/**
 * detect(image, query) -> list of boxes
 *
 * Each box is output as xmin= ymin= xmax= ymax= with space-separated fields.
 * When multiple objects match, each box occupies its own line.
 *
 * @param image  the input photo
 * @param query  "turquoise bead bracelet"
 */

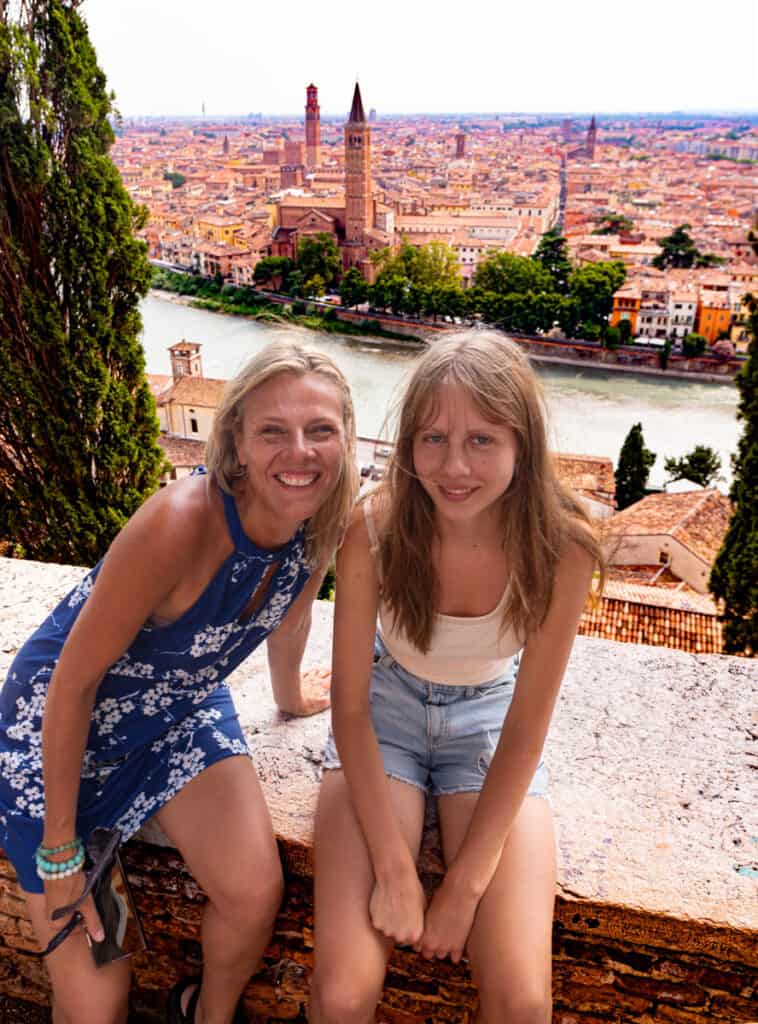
xmin=37 ymin=838 xmax=82 ymax=857
xmin=35 ymin=839 xmax=85 ymax=880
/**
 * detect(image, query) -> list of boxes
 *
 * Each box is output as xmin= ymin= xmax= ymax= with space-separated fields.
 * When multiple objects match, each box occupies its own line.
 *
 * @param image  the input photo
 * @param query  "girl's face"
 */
xmin=234 ymin=371 xmax=346 ymax=540
xmin=412 ymin=379 xmax=519 ymax=527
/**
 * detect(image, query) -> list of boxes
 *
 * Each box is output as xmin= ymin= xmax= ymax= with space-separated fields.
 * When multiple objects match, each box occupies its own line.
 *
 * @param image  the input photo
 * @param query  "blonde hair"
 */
xmin=206 ymin=338 xmax=359 ymax=569
xmin=376 ymin=330 xmax=604 ymax=652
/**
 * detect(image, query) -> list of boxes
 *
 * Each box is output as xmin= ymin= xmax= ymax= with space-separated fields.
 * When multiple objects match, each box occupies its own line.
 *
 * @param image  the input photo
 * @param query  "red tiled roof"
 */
xmin=606 ymin=490 xmax=731 ymax=565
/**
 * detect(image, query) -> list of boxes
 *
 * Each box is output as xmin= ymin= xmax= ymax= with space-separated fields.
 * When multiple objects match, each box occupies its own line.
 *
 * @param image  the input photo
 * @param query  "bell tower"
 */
xmin=305 ymin=83 xmax=321 ymax=168
xmin=344 ymin=83 xmax=372 ymax=244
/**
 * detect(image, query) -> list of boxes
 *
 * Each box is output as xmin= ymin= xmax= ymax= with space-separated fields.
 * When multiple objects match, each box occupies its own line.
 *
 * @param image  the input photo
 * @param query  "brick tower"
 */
xmin=586 ymin=115 xmax=597 ymax=160
xmin=305 ymin=84 xmax=320 ymax=168
xmin=344 ymin=82 xmax=372 ymax=244
xmin=455 ymin=132 xmax=466 ymax=158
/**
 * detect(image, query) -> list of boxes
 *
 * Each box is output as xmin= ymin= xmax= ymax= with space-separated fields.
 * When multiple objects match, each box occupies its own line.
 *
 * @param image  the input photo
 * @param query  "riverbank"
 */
xmin=149 ymin=271 xmax=741 ymax=385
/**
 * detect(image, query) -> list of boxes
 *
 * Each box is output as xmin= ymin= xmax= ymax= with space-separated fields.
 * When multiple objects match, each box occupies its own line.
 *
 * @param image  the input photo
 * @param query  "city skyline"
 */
xmin=82 ymin=0 xmax=757 ymax=118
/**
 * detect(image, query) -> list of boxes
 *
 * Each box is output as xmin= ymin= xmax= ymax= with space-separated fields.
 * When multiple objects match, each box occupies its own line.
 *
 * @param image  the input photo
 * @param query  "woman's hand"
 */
xmin=369 ymin=866 xmax=426 ymax=946
xmin=416 ymin=877 xmax=479 ymax=963
xmin=44 ymin=871 xmax=104 ymax=945
xmin=279 ymin=667 xmax=330 ymax=716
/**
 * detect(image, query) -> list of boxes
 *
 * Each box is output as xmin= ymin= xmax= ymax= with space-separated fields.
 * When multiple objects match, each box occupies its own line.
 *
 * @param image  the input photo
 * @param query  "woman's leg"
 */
xmin=154 ymin=755 xmax=284 ymax=1024
xmin=309 ymin=770 xmax=426 ymax=1024
xmin=437 ymin=794 xmax=556 ymax=1024
xmin=24 ymin=891 xmax=131 ymax=1024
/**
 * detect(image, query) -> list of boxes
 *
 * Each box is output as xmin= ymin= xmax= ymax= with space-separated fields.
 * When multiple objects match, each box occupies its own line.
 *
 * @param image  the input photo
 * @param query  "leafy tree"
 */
xmin=303 ymin=273 xmax=326 ymax=298
xmin=568 ymin=261 xmax=626 ymax=329
xmin=339 ymin=267 xmax=368 ymax=308
xmin=709 ymin=225 xmax=758 ymax=655
xmin=664 ymin=446 xmax=723 ymax=488
xmin=532 ymin=228 xmax=572 ymax=293
xmin=593 ymin=213 xmax=634 ymax=235
xmin=163 ymin=171 xmax=186 ymax=188
xmin=253 ymin=255 xmax=293 ymax=291
xmin=652 ymin=224 xmax=723 ymax=270
xmin=682 ymin=332 xmax=707 ymax=357
xmin=615 ymin=424 xmax=656 ymax=510
xmin=474 ymin=251 xmax=554 ymax=296
xmin=0 ymin=0 xmax=164 ymax=564
xmin=372 ymin=240 xmax=460 ymax=291
xmin=659 ymin=338 xmax=673 ymax=370
xmin=604 ymin=325 xmax=621 ymax=350
xmin=296 ymin=232 xmax=341 ymax=288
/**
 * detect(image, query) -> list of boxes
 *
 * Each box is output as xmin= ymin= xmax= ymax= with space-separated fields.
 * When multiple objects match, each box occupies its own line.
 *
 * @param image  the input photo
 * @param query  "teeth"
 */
xmin=277 ymin=473 xmax=317 ymax=487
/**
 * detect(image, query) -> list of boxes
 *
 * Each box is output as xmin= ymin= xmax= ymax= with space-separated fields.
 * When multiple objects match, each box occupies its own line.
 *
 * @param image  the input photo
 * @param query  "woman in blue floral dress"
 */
xmin=0 ymin=339 xmax=358 ymax=1024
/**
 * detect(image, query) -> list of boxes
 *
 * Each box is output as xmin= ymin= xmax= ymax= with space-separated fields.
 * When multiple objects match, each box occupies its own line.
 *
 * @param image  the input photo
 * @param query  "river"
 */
xmin=140 ymin=293 xmax=741 ymax=488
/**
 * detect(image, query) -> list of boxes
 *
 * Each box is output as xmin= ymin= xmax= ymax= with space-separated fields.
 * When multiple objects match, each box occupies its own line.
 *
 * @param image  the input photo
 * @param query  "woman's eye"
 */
xmin=261 ymin=426 xmax=286 ymax=438
xmin=309 ymin=424 xmax=337 ymax=438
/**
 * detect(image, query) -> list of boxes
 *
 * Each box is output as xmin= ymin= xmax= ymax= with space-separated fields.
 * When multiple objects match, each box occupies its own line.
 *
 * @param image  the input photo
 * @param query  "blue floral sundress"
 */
xmin=0 ymin=488 xmax=311 ymax=892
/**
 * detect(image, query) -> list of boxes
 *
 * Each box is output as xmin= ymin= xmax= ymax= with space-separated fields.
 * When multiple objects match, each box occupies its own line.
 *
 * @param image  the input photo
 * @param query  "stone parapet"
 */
xmin=0 ymin=558 xmax=756 ymax=1022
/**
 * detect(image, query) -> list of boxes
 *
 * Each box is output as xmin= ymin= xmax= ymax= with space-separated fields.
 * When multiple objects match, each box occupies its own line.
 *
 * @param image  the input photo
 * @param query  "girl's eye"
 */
xmin=260 ymin=425 xmax=286 ymax=438
xmin=309 ymin=424 xmax=337 ymax=438
xmin=422 ymin=433 xmax=445 ymax=445
xmin=471 ymin=434 xmax=493 ymax=446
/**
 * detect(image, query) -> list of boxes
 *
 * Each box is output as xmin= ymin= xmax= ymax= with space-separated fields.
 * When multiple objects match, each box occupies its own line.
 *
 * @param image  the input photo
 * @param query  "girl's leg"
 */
xmin=24 ymin=891 xmax=131 ymax=1024
xmin=437 ymin=794 xmax=556 ymax=1024
xmin=309 ymin=770 xmax=426 ymax=1024
xmin=154 ymin=755 xmax=284 ymax=1024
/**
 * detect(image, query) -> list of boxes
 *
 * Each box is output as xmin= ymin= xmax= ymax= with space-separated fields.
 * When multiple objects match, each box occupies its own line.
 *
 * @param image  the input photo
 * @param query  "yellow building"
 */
xmin=696 ymin=291 xmax=732 ymax=344
xmin=195 ymin=215 xmax=244 ymax=246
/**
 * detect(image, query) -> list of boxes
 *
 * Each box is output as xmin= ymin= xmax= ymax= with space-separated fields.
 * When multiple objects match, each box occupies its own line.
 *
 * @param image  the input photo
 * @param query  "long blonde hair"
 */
xmin=377 ymin=331 xmax=604 ymax=652
xmin=206 ymin=338 xmax=359 ymax=568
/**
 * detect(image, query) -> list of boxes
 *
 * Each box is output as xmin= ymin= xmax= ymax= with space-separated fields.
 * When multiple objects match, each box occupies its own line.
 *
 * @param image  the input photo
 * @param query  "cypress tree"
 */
xmin=615 ymin=423 xmax=656 ymax=510
xmin=0 ymin=1 xmax=164 ymax=565
xmin=709 ymin=228 xmax=758 ymax=656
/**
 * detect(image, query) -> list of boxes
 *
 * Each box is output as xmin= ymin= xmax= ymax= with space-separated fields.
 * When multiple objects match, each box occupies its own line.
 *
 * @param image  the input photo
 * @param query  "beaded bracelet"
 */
xmin=37 ymin=838 xmax=82 ymax=858
xmin=35 ymin=840 xmax=85 ymax=881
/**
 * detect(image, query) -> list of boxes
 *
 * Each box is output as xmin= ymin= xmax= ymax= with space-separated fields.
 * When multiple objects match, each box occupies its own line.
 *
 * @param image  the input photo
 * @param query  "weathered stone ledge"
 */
xmin=0 ymin=558 xmax=756 ymax=1022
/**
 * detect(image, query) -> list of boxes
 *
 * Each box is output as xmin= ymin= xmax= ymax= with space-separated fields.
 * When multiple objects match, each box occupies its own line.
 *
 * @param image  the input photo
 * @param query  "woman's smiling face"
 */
xmin=234 ymin=370 xmax=346 ymax=539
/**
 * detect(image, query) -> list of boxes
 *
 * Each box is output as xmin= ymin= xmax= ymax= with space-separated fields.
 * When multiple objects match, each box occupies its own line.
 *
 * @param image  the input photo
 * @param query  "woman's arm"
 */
xmin=330 ymin=508 xmax=426 ymax=945
xmin=266 ymin=569 xmax=330 ymax=716
xmin=419 ymin=541 xmax=595 ymax=960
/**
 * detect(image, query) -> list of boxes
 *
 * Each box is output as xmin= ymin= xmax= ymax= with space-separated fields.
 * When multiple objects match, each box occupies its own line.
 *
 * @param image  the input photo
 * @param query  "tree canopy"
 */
xmin=532 ymin=229 xmax=572 ymax=293
xmin=296 ymin=232 xmax=341 ymax=289
xmin=0 ymin=0 xmax=164 ymax=564
xmin=664 ymin=446 xmax=723 ymax=488
xmin=615 ymin=424 xmax=656 ymax=510
xmin=709 ymin=224 xmax=758 ymax=656
xmin=652 ymin=224 xmax=723 ymax=270
xmin=474 ymin=250 xmax=554 ymax=296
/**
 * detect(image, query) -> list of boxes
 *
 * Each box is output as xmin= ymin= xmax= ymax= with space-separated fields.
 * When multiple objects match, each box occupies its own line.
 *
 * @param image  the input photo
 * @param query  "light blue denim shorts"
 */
xmin=323 ymin=637 xmax=548 ymax=798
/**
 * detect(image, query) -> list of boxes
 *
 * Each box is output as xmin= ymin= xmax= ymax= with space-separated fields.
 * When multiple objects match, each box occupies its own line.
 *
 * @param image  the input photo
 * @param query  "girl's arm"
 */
xmin=419 ymin=541 xmax=594 ymax=960
xmin=266 ymin=569 xmax=330 ymax=716
xmin=330 ymin=507 xmax=426 ymax=945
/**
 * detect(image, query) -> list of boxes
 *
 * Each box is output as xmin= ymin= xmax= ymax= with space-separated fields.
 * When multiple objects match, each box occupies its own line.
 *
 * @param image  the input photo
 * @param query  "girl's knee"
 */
xmin=479 ymin=984 xmax=552 ymax=1024
xmin=208 ymin=857 xmax=284 ymax=929
xmin=311 ymin=964 xmax=381 ymax=1024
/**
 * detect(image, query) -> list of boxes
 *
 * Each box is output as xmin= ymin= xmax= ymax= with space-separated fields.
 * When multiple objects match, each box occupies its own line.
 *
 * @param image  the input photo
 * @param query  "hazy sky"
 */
xmin=82 ymin=0 xmax=757 ymax=118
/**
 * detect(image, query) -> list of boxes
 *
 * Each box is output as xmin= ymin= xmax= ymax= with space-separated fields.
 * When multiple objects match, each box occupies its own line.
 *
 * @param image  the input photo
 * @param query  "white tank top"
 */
xmin=364 ymin=499 xmax=522 ymax=686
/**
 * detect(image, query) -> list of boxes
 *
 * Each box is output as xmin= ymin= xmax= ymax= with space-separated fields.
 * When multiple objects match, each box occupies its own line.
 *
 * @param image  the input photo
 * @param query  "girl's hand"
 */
xmin=369 ymin=867 xmax=426 ymax=946
xmin=417 ymin=878 xmax=479 ymax=963
xmin=280 ymin=668 xmax=331 ymax=716
xmin=45 ymin=871 xmax=104 ymax=944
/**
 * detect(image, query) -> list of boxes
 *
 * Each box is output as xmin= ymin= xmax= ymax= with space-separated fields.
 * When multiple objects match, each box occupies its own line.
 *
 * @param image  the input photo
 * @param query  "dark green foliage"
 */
xmin=339 ymin=267 xmax=368 ymax=308
xmin=593 ymin=213 xmax=634 ymax=235
xmin=163 ymin=171 xmax=186 ymax=188
xmin=604 ymin=325 xmax=621 ymax=350
xmin=709 ymin=226 xmax=758 ymax=655
xmin=652 ymin=224 xmax=723 ymax=270
xmin=568 ymin=261 xmax=626 ymax=329
xmin=474 ymin=251 xmax=554 ymax=296
xmin=296 ymin=233 xmax=341 ymax=289
xmin=618 ymin=319 xmax=633 ymax=344
xmin=532 ymin=228 xmax=572 ymax=293
xmin=682 ymin=332 xmax=707 ymax=357
xmin=664 ymin=446 xmax=722 ymax=488
xmin=253 ymin=256 xmax=293 ymax=290
xmin=615 ymin=424 xmax=656 ymax=510
xmin=659 ymin=338 xmax=672 ymax=370
xmin=0 ymin=1 xmax=164 ymax=565
xmin=317 ymin=563 xmax=336 ymax=601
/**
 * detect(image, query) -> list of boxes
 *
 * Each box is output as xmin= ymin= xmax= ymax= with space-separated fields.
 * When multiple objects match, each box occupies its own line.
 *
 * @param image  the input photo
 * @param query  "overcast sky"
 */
xmin=81 ymin=0 xmax=757 ymax=118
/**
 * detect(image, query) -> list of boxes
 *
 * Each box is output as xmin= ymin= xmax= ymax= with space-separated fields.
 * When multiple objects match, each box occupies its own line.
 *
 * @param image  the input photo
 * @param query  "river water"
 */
xmin=140 ymin=294 xmax=741 ymax=488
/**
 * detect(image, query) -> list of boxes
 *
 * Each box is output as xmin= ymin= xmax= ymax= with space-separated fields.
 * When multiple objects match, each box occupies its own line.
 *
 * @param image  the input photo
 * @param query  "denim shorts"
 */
xmin=323 ymin=638 xmax=548 ymax=798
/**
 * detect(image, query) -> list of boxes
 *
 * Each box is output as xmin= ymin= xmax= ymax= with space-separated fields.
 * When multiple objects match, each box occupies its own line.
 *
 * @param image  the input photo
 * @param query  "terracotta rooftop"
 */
xmin=156 ymin=375 xmax=227 ymax=408
xmin=554 ymin=453 xmax=616 ymax=505
xmin=606 ymin=489 xmax=731 ymax=566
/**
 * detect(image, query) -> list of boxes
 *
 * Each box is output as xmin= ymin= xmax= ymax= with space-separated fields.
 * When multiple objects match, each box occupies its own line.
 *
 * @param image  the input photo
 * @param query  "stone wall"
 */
xmin=0 ymin=558 xmax=756 ymax=1022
